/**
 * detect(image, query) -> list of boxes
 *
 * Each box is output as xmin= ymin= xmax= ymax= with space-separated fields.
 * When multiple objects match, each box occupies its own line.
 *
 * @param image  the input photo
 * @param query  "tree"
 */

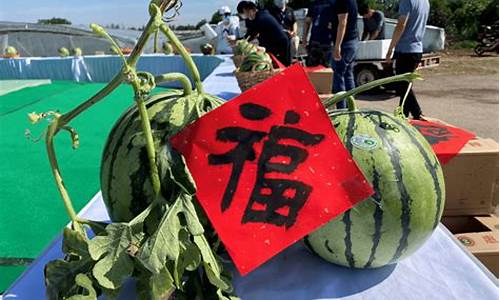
xmin=37 ymin=17 xmax=71 ymax=25
xmin=196 ymin=19 xmax=208 ymax=29
xmin=209 ymin=11 xmax=223 ymax=24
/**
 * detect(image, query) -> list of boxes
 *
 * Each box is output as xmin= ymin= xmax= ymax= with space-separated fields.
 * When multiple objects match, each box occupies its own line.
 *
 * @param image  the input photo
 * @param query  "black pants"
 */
xmin=306 ymin=41 xmax=332 ymax=67
xmin=394 ymin=52 xmax=422 ymax=118
xmin=268 ymin=39 xmax=291 ymax=67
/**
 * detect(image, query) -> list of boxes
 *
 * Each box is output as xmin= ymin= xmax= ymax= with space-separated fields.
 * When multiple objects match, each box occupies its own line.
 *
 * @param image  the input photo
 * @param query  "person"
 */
xmin=330 ymin=0 xmax=359 ymax=109
xmin=269 ymin=0 xmax=300 ymax=59
xmin=237 ymin=0 xmax=291 ymax=66
xmin=215 ymin=6 xmax=240 ymax=54
xmin=385 ymin=0 xmax=429 ymax=120
xmin=359 ymin=3 xmax=385 ymax=40
xmin=302 ymin=0 xmax=334 ymax=67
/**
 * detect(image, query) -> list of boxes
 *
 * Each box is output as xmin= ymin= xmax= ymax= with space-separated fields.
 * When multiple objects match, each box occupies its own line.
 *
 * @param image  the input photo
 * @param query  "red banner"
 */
xmin=171 ymin=64 xmax=374 ymax=275
xmin=410 ymin=120 xmax=476 ymax=165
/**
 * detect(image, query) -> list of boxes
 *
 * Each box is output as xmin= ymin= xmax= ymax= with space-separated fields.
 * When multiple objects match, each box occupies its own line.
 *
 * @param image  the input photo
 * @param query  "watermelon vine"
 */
xmin=26 ymin=0 xmax=426 ymax=298
xmin=28 ymin=1 xmax=237 ymax=299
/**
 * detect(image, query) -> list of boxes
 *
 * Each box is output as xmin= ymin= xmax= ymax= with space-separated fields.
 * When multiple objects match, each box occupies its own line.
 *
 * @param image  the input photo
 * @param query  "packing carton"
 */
xmin=307 ymin=68 xmax=333 ymax=95
xmin=442 ymin=138 xmax=499 ymax=216
xmin=442 ymin=215 xmax=499 ymax=277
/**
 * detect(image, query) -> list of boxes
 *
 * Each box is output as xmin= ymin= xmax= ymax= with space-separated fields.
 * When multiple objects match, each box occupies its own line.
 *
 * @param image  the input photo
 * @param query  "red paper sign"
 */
xmin=170 ymin=64 xmax=374 ymax=275
xmin=411 ymin=120 xmax=476 ymax=165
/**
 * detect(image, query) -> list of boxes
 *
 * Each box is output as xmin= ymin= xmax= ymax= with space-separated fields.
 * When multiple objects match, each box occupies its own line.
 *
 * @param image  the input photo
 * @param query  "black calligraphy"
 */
xmin=413 ymin=123 xmax=453 ymax=145
xmin=208 ymin=103 xmax=325 ymax=228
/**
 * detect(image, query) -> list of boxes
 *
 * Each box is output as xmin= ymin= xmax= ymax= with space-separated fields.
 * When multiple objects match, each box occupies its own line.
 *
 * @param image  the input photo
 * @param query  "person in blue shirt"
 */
xmin=385 ymin=0 xmax=429 ymax=120
xmin=330 ymin=0 xmax=359 ymax=109
xmin=238 ymin=1 xmax=291 ymax=66
xmin=302 ymin=0 xmax=334 ymax=67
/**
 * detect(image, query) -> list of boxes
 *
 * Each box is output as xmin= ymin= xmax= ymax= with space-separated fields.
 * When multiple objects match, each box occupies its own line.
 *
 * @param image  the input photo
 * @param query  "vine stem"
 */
xmin=160 ymin=24 xmax=204 ymax=93
xmin=45 ymin=115 xmax=84 ymax=233
xmin=135 ymin=95 xmax=162 ymax=196
xmin=155 ymin=73 xmax=193 ymax=95
xmin=322 ymin=72 xmax=422 ymax=109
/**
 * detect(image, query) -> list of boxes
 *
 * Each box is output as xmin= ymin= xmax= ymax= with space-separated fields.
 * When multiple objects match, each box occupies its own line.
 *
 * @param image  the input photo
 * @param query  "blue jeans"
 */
xmin=332 ymin=39 xmax=358 ymax=109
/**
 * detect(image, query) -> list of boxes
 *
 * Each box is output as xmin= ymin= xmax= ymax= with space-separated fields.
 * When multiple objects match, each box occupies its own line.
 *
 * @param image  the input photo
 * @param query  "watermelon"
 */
xmin=5 ymin=46 xmax=17 ymax=55
xmin=58 ymin=47 xmax=70 ymax=57
xmin=305 ymin=108 xmax=445 ymax=268
xmin=100 ymin=90 xmax=224 ymax=222
xmin=73 ymin=48 xmax=82 ymax=57
xmin=239 ymin=52 xmax=272 ymax=72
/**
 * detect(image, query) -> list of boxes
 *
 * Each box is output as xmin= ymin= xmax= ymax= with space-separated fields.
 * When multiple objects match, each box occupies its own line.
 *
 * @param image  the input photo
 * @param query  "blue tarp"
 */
xmin=0 ymin=54 xmax=223 ymax=89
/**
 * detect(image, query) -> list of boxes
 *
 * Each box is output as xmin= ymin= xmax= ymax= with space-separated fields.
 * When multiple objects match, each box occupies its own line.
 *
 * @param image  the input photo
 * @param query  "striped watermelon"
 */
xmin=305 ymin=108 xmax=445 ymax=268
xmin=100 ymin=90 xmax=224 ymax=222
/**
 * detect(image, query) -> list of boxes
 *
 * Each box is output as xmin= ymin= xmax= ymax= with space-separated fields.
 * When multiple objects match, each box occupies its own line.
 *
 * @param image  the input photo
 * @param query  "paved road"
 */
xmin=356 ymin=71 xmax=499 ymax=141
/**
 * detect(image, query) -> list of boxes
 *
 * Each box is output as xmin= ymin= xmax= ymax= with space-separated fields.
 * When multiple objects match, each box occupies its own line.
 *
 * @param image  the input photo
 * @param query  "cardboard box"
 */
xmin=442 ymin=138 xmax=499 ymax=216
xmin=307 ymin=68 xmax=333 ymax=95
xmin=442 ymin=215 xmax=499 ymax=277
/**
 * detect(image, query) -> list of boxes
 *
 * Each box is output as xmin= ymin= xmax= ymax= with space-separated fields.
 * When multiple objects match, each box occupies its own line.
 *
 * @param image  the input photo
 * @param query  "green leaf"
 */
xmin=44 ymin=258 xmax=93 ymax=300
xmin=173 ymin=229 xmax=201 ymax=286
xmin=62 ymin=228 xmax=89 ymax=257
xmin=168 ymin=147 xmax=197 ymax=196
xmin=137 ymin=197 xmax=184 ymax=274
xmin=84 ymin=220 xmax=109 ymax=236
xmin=217 ymin=289 xmax=242 ymax=300
xmin=66 ymin=274 xmax=97 ymax=300
xmin=193 ymin=235 xmax=231 ymax=292
xmin=181 ymin=194 xmax=204 ymax=236
xmin=137 ymin=267 xmax=175 ymax=300
xmin=167 ymin=95 xmax=196 ymax=131
xmin=87 ymin=223 xmax=135 ymax=290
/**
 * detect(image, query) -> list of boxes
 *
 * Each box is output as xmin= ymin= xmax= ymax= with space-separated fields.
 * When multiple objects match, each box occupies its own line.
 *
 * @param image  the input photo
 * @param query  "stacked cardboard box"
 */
xmin=442 ymin=215 xmax=499 ymax=277
xmin=430 ymin=119 xmax=499 ymax=276
xmin=442 ymin=137 xmax=499 ymax=216
xmin=306 ymin=68 xmax=333 ymax=95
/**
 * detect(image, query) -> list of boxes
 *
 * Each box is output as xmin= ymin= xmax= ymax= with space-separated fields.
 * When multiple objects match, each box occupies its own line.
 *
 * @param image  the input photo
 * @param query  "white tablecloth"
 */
xmin=3 ymin=57 xmax=498 ymax=299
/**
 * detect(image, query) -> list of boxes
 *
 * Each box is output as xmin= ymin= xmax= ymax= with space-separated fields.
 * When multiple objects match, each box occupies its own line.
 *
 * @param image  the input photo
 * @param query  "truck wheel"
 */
xmin=474 ymin=46 xmax=485 ymax=56
xmin=355 ymin=65 xmax=379 ymax=87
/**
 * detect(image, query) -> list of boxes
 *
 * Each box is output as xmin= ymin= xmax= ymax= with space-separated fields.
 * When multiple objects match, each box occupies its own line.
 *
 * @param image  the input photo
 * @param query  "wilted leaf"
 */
xmin=44 ymin=258 xmax=93 ymax=300
xmin=87 ymin=223 xmax=134 ymax=290
xmin=137 ymin=197 xmax=183 ymax=274
xmin=66 ymin=274 xmax=97 ymax=300
xmin=193 ymin=235 xmax=231 ymax=292
xmin=62 ymin=228 xmax=89 ymax=257
xmin=137 ymin=267 xmax=175 ymax=300
xmin=180 ymin=194 xmax=204 ymax=235
xmin=173 ymin=229 xmax=201 ymax=286
xmin=168 ymin=148 xmax=196 ymax=196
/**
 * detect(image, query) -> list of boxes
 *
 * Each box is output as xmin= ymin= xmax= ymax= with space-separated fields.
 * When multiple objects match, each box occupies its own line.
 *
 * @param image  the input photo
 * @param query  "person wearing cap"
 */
xmin=215 ymin=6 xmax=241 ymax=54
xmin=269 ymin=0 xmax=300 ymax=60
xmin=237 ymin=0 xmax=291 ymax=66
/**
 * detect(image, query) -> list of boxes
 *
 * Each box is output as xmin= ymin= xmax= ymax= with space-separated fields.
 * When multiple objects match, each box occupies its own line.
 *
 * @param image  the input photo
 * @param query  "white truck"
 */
xmin=353 ymin=19 xmax=444 ymax=87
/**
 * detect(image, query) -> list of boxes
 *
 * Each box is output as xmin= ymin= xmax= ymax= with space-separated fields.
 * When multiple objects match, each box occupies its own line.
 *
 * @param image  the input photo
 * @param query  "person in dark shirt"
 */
xmin=302 ymin=0 xmax=334 ymax=67
xmin=238 ymin=1 xmax=291 ymax=66
xmin=359 ymin=3 xmax=385 ymax=40
xmin=331 ymin=0 xmax=359 ymax=109
xmin=269 ymin=0 xmax=300 ymax=59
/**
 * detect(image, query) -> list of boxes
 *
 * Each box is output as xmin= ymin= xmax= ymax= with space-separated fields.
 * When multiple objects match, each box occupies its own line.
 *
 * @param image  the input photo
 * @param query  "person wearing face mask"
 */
xmin=215 ymin=6 xmax=241 ymax=55
xmin=269 ymin=0 xmax=299 ymax=60
xmin=237 ymin=0 xmax=291 ymax=66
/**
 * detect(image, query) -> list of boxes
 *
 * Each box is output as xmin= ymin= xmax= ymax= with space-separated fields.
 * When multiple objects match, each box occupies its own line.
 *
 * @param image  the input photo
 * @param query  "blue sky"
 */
xmin=0 ymin=0 xmax=240 ymax=26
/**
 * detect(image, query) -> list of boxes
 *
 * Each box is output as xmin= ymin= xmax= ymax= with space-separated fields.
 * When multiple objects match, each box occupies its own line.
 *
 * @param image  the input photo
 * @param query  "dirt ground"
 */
xmin=355 ymin=49 xmax=499 ymax=141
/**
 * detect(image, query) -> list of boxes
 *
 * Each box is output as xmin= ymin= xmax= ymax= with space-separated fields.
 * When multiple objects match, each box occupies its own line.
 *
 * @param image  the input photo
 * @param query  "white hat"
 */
xmin=218 ymin=6 xmax=231 ymax=15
